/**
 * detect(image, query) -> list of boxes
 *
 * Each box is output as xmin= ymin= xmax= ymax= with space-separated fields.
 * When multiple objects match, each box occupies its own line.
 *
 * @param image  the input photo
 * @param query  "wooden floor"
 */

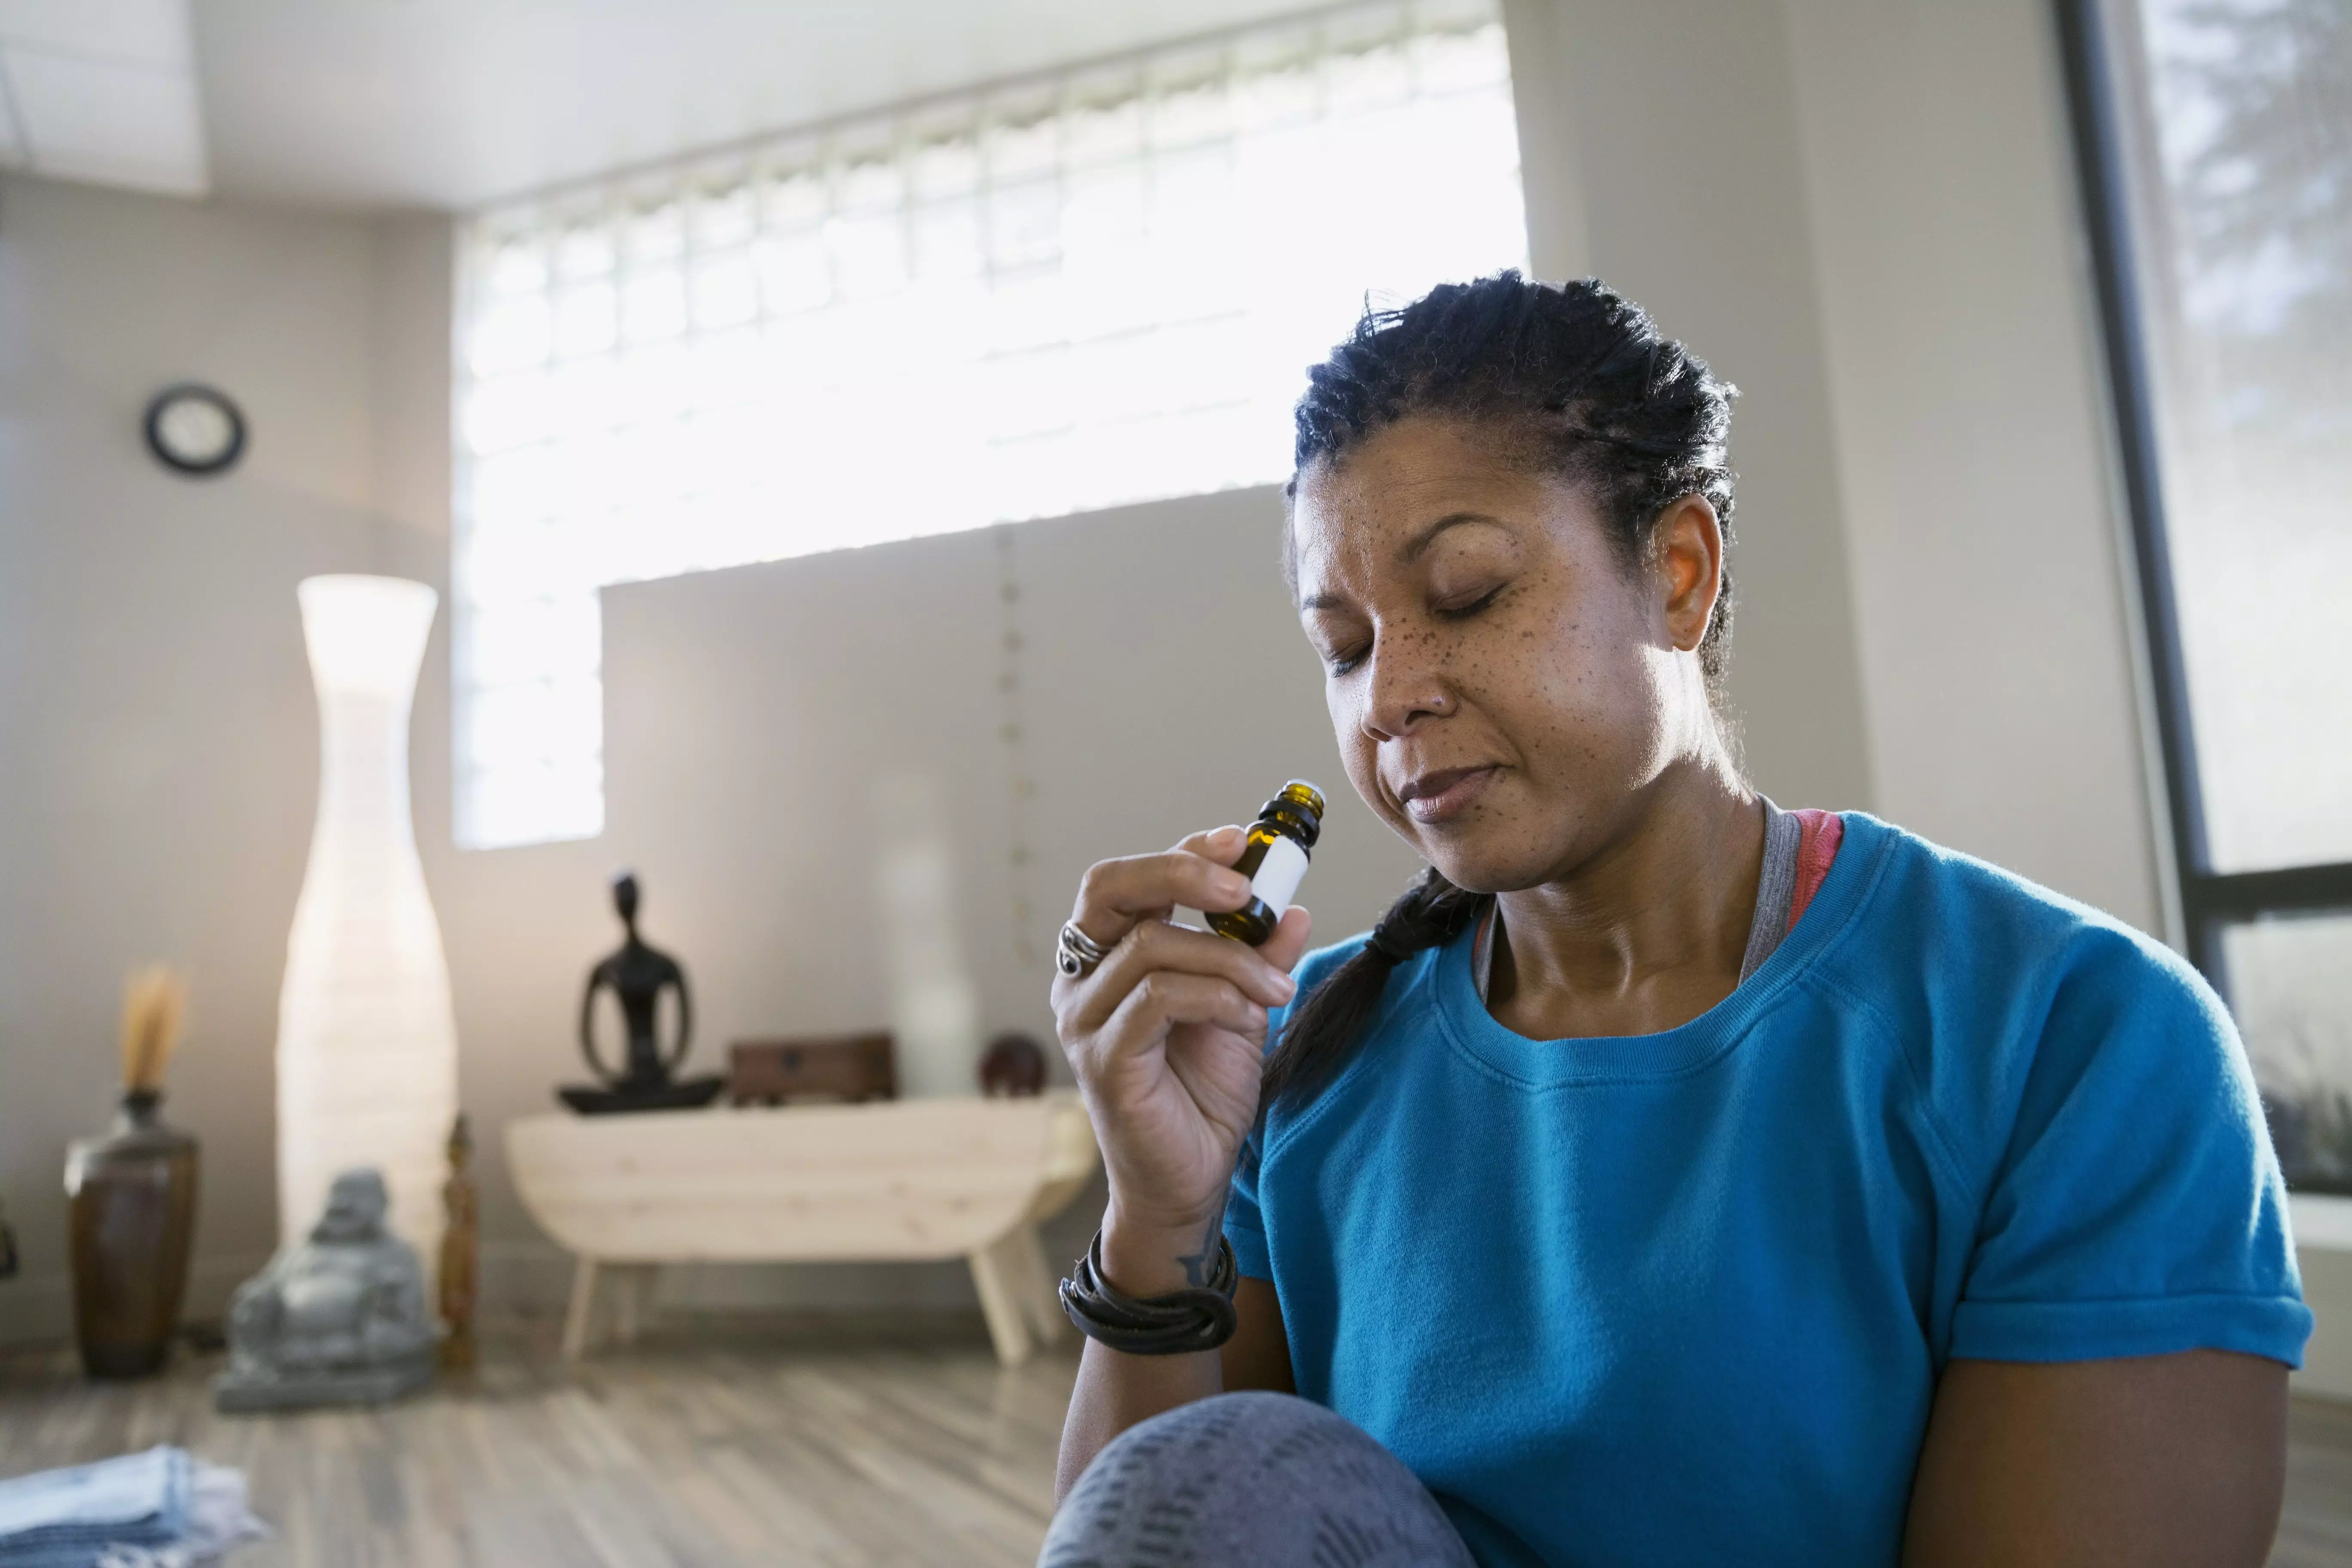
xmin=0 ymin=1314 xmax=1075 ymax=1568
xmin=4 ymin=1317 xmax=2352 ymax=1566
xmin=2281 ymin=1397 xmax=2352 ymax=1568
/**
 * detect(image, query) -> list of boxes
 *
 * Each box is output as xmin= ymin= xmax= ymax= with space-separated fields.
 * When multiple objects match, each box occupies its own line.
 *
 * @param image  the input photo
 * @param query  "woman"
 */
xmin=1041 ymin=274 xmax=2308 ymax=1567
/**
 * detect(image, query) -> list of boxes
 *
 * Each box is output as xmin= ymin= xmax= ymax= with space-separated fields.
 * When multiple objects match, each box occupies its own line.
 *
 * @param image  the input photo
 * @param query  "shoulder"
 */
xmin=1276 ymin=929 xmax=1452 ymax=1033
xmin=1288 ymin=931 xmax=1378 ymax=998
xmin=1825 ymin=815 xmax=2247 ymax=1187
xmin=1829 ymin=812 xmax=2215 ymax=1023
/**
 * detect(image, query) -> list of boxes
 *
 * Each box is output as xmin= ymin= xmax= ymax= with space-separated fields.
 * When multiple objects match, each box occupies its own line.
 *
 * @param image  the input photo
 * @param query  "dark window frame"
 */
xmin=2055 ymin=0 xmax=2352 ymax=999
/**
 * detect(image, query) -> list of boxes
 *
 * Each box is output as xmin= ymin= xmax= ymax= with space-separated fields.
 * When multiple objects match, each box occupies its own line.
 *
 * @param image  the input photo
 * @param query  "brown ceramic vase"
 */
xmin=64 ymin=1090 xmax=199 ymax=1379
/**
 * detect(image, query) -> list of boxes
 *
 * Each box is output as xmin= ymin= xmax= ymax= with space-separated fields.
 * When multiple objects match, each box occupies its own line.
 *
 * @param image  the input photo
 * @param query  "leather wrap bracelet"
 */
xmin=1058 ymin=1229 xmax=1239 ymax=1355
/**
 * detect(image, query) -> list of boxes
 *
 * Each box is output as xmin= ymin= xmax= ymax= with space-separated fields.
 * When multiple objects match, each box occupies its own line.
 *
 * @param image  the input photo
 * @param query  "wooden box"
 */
xmin=727 ymin=1033 xmax=896 ymax=1106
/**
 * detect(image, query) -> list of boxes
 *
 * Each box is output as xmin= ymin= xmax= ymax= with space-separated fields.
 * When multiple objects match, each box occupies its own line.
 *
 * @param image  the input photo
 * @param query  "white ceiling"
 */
xmin=190 ymin=0 xmax=1322 ymax=213
xmin=0 ymin=0 xmax=208 ymax=196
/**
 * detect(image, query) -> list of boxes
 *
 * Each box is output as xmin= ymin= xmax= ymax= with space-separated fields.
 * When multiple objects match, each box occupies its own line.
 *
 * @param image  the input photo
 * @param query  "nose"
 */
xmin=1360 ymin=630 xmax=1453 ymax=741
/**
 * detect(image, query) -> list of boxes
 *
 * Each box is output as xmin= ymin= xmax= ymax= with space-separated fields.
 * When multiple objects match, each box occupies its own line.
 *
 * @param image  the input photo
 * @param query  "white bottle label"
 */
xmin=1250 ymin=835 xmax=1311 ymax=916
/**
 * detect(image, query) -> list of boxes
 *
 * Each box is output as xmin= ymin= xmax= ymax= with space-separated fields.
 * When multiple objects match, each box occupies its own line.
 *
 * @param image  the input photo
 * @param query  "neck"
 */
xmin=1486 ymin=745 xmax=1762 ymax=1040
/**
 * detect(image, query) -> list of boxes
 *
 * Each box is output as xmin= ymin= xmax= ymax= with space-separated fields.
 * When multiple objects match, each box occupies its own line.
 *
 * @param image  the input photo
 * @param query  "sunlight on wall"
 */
xmin=453 ymin=0 xmax=1528 ymax=849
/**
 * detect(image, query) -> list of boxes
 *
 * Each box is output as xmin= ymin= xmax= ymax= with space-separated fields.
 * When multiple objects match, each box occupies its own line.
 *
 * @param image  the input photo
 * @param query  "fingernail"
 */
xmin=1273 ymin=974 xmax=1297 ymax=1001
xmin=1219 ymin=873 xmax=1251 ymax=900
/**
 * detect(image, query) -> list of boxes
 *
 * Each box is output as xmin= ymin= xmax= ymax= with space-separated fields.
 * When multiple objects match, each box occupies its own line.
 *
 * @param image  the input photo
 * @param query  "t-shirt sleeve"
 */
xmin=1226 ymin=1124 xmax=1273 ymax=1281
xmin=1948 ymin=931 xmax=2312 ymax=1366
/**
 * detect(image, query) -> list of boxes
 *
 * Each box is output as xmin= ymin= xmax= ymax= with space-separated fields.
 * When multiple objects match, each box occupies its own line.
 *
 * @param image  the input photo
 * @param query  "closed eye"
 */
xmin=1435 ymin=584 xmax=1505 ymax=620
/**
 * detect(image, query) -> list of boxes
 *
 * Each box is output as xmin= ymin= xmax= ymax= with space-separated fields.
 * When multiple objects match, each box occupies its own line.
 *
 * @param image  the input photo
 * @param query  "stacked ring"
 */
xmin=1057 ymin=920 xmax=1112 ymax=978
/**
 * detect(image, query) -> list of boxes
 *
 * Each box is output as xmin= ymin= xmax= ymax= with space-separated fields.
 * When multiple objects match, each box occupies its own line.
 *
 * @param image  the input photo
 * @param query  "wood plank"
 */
xmin=0 ymin=1314 xmax=1072 ymax=1566
xmin=11 ymin=1327 xmax=2341 ymax=1565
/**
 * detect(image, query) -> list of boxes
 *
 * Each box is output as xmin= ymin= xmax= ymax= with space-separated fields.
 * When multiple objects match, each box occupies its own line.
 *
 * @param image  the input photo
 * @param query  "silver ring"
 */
xmin=1057 ymin=920 xmax=1112 ymax=979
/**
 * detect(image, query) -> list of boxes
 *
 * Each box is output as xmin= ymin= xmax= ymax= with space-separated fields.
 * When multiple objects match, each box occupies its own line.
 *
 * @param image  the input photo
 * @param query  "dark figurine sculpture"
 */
xmin=558 ymin=871 xmax=723 ymax=1115
xmin=979 ymin=1032 xmax=1049 ymax=1098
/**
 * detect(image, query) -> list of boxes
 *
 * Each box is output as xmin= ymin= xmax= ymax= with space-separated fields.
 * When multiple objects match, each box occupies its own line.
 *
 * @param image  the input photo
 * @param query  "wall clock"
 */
xmin=143 ymin=383 xmax=247 ymax=476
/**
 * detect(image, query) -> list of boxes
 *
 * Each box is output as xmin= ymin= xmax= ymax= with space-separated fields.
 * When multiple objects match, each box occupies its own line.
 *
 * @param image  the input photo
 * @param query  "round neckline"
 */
xmin=1427 ymin=812 xmax=1890 ymax=1089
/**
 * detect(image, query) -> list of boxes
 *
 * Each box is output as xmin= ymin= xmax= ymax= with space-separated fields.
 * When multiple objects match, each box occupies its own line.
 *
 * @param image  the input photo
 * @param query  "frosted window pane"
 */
xmin=625 ymin=204 xmax=685 ymax=262
xmin=990 ymin=178 xmax=1063 ymax=271
xmin=840 ymin=153 xmax=903 ymax=211
xmin=764 ymin=170 xmax=827 ymax=226
xmin=452 ymin=0 xmax=1528 ymax=849
xmin=695 ymin=187 xmax=756 ymax=250
xmin=1151 ymin=77 xmax=1231 ymax=148
xmin=829 ymin=212 xmax=908 ymax=297
xmin=690 ymin=252 xmax=760 ymax=330
xmin=463 ymin=371 xmax=551 ymax=456
xmin=555 ymin=224 xmax=614 ymax=280
xmin=913 ymin=201 xmax=985 ymax=282
xmin=468 ymin=296 xmax=550 ymax=377
xmin=1067 ymin=94 xmax=1144 ymax=165
xmin=911 ymin=135 xmax=981 ymax=200
xmin=487 ymin=239 xmax=546 ymax=294
xmin=552 ymin=284 xmax=617 ymax=359
xmin=1329 ymin=43 xmax=1415 ymax=114
xmin=756 ymin=232 xmax=832 ymax=313
xmin=2228 ymin=913 xmax=2352 ymax=1193
xmin=2109 ymin=0 xmax=2352 ymax=871
xmin=989 ymin=112 xmax=1060 ymax=181
xmin=621 ymin=270 xmax=687 ymax=343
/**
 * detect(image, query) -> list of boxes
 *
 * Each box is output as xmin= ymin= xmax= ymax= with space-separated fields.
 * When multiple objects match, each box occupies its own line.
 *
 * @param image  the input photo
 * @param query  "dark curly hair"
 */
xmin=1264 ymin=272 xmax=1739 ymax=1112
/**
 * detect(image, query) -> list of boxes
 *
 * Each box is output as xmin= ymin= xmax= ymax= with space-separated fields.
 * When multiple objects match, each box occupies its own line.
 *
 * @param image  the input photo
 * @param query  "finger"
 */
xmin=1067 ymin=845 xmax=1255 ymax=950
xmin=1170 ymin=824 xmax=1250 ymax=866
xmin=1071 ymin=919 xmax=1299 ymax=1034
xmin=1250 ymin=905 xmax=1315 ymax=978
xmin=1099 ymin=972 xmax=1267 ymax=1060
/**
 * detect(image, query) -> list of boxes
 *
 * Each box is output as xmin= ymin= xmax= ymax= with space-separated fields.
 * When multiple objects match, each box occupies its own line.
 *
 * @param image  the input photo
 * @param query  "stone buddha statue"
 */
xmin=214 ymin=1168 xmax=437 ymax=1412
xmin=558 ymin=870 xmax=723 ymax=1114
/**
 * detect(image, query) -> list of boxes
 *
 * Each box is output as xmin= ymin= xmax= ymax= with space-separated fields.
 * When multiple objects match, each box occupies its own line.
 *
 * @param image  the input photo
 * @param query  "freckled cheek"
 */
xmin=1497 ymin=640 xmax=1638 ymax=782
xmin=1334 ymin=711 xmax=1384 ymax=796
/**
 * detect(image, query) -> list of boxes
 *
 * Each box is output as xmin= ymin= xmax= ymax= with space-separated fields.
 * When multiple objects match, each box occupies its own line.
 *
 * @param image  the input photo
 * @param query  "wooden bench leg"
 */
xmin=561 ymin=1256 xmax=600 ymax=1361
xmin=613 ymin=1265 xmax=658 ymax=1346
xmin=968 ymin=1234 xmax=1035 ymax=1367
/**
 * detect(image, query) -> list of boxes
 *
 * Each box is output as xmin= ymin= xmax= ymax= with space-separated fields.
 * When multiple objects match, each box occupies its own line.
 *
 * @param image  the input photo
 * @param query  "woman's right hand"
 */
xmin=1052 ymin=825 xmax=1314 ymax=1294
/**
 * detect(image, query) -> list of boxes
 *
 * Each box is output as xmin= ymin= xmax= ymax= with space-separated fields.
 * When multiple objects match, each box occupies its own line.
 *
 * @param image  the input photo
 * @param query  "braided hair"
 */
xmin=1261 ymin=272 xmax=1738 ymax=1111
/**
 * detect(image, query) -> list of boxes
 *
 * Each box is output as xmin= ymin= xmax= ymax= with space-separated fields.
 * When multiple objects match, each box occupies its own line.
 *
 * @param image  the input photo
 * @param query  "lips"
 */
xmin=1396 ymin=765 xmax=1498 ymax=824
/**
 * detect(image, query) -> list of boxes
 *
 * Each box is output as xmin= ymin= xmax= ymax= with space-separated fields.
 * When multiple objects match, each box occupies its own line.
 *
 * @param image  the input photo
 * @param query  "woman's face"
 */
xmin=1289 ymin=416 xmax=1723 ymax=894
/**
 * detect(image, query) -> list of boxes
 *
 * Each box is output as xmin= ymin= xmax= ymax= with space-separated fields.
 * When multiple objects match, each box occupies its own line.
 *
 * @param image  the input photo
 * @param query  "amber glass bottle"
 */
xmin=1208 ymin=781 xmax=1326 ymax=945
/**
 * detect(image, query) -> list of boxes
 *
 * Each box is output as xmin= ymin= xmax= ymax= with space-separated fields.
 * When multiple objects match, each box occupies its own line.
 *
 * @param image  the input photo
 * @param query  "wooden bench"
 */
xmin=505 ymin=1093 xmax=1099 ymax=1366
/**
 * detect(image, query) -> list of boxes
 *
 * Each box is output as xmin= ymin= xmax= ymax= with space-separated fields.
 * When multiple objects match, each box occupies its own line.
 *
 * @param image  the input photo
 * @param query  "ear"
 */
xmin=1652 ymin=495 xmax=1724 ymax=654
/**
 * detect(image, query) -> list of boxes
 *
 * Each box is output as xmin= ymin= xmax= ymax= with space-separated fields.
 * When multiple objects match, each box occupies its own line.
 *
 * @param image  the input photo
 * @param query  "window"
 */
xmin=2064 ymin=0 xmax=2352 ymax=1188
xmin=453 ymin=0 xmax=1528 ymax=850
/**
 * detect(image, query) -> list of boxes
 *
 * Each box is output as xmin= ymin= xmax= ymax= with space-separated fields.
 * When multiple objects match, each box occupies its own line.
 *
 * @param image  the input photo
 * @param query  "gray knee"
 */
xmin=1040 ymin=1391 xmax=1472 ymax=1567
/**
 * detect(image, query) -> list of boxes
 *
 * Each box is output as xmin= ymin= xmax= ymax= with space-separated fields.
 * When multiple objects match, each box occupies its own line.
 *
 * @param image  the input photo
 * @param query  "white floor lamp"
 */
xmin=277 ymin=575 xmax=458 ymax=1273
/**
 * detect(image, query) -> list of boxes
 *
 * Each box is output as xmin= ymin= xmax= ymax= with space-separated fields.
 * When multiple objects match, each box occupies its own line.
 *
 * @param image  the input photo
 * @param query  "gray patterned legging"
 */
xmin=1038 ymin=1391 xmax=1477 ymax=1567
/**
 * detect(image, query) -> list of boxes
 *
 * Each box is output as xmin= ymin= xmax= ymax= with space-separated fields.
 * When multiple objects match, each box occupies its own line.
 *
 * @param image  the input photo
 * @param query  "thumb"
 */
xmin=1260 ymin=905 xmax=1315 ymax=975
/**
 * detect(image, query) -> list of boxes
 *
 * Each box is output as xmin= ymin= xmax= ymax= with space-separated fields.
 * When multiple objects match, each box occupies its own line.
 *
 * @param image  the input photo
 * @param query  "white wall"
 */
xmin=0 ymin=175 xmax=390 ymax=1340
xmin=1780 ymin=0 xmax=2166 ymax=934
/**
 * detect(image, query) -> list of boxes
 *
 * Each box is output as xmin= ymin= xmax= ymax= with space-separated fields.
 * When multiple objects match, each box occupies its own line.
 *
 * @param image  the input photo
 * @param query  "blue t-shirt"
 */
xmin=1226 ymin=812 xmax=2309 ymax=1567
